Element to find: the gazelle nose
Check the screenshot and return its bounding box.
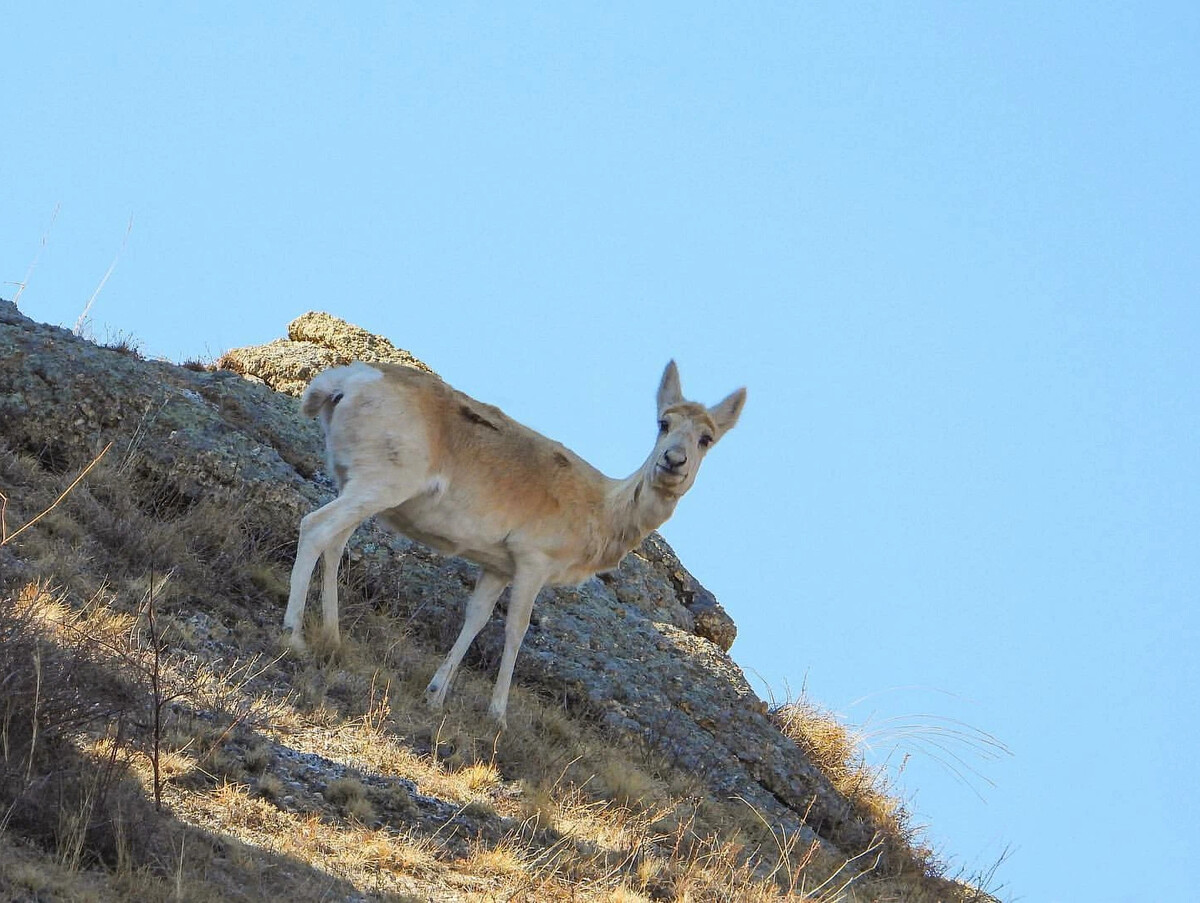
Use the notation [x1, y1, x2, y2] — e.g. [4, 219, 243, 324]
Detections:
[664, 447, 687, 469]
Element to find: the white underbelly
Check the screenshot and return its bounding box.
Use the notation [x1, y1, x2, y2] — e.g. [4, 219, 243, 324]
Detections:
[377, 505, 518, 577]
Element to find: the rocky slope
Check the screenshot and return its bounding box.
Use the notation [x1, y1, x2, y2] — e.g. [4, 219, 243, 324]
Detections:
[0, 301, 985, 901]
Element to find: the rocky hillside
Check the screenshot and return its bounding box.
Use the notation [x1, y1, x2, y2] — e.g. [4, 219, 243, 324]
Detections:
[0, 300, 992, 902]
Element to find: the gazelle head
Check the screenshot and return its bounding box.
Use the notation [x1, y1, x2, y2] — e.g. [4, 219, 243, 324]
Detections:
[650, 360, 746, 497]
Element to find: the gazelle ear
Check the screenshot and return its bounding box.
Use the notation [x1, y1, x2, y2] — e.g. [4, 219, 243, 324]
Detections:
[657, 360, 683, 415]
[708, 387, 746, 437]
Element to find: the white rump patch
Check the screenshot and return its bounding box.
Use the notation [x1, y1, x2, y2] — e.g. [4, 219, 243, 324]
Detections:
[305, 360, 385, 403]
[338, 360, 385, 390]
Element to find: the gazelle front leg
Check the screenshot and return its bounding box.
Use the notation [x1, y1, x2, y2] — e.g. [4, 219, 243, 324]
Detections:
[487, 560, 549, 729]
[426, 570, 508, 711]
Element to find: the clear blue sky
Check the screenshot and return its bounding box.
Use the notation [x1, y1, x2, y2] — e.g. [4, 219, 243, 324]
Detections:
[4, 5, 1197, 900]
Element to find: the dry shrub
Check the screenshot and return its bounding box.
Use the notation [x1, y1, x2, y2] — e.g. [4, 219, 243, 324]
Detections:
[0, 585, 150, 870]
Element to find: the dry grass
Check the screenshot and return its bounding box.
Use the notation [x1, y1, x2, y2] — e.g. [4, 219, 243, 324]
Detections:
[0, 578, 844, 900]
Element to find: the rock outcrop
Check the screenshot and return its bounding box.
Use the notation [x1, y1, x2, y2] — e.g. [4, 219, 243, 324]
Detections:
[217, 311, 435, 396]
[0, 302, 893, 879]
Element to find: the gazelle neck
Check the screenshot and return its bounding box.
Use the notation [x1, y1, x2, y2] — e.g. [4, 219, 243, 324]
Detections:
[593, 458, 680, 568]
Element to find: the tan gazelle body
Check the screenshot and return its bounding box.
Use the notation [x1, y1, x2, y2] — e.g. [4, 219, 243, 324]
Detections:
[284, 360, 745, 727]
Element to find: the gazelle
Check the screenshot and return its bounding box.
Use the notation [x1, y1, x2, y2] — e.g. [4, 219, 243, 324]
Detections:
[284, 360, 745, 727]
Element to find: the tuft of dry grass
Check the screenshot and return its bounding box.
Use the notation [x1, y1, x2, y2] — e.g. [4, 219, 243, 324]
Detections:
[457, 759, 502, 795]
[600, 758, 662, 812]
[464, 836, 528, 878]
[254, 772, 285, 802]
[323, 776, 375, 822]
[771, 695, 938, 885]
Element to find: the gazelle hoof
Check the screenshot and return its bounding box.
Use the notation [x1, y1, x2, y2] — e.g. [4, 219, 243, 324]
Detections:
[284, 628, 307, 654]
[487, 706, 508, 732]
[425, 683, 445, 711]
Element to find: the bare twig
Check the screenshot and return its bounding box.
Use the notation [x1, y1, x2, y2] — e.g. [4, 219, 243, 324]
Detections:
[25, 647, 42, 784]
[1, 442, 113, 546]
[734, 794, 807, 891]
[145, 568, 165, 810]
[800, 835, 884, 902]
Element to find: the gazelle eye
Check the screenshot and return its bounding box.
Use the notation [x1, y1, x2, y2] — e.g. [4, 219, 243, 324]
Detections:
[658, 419, 669, 435]
[699, 434, 713, 449]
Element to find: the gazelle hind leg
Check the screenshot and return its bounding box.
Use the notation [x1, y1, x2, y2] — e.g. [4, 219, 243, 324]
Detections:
[285, 503, 354, 651]
[284, 479, 420, 652]
[426, 570, 508, 711]
[319, 524, 357, 647]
